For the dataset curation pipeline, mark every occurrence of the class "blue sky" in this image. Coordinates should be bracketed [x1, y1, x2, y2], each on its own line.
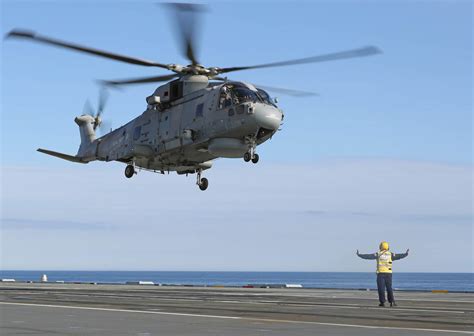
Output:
[1, 1, 472, 272]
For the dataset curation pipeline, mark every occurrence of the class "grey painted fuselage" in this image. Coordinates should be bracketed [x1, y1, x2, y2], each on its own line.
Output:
[75, 76, 283, 175]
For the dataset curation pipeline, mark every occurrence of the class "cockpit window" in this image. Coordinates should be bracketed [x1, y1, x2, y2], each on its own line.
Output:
[219, 84, 261, 109]
[219, 86, 233, 109]
[257, 89, 276, 107]
[232, 87, 260, 104]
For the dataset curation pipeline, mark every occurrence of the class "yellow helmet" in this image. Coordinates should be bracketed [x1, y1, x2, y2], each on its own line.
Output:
[379, 241, 389, 251]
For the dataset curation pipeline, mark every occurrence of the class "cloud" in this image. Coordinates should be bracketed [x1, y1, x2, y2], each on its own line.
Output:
[304, 210, 472, 224]
[1, 218, 115, 231]
[0, 159, 472, 271]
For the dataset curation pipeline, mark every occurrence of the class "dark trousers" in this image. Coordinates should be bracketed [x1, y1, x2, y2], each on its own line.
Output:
[377, 273, 394, 303]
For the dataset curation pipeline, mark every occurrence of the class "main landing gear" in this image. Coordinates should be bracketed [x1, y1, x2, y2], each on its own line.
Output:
[124, 164, 135, 178]
[196, 169, 208, 191]
[243, 137, 259, 164]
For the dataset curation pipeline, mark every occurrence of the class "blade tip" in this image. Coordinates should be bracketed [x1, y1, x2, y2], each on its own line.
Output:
[96, 79, 124, 91]
[366, 45, 383, 55]
[160, 2, 208, 12]
[5, 28, 36, 40]
[96, 79, 114, 86]
[299, 93, 319, 97]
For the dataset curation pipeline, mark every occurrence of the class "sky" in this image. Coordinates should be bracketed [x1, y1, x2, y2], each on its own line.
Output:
[0, 0, 472, 272]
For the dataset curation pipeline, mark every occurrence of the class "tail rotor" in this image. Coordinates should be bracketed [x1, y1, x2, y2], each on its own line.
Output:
[83, 89, 111, 135]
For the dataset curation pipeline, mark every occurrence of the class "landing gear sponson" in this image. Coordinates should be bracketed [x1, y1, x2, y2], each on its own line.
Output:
[124, 164, 209, 191]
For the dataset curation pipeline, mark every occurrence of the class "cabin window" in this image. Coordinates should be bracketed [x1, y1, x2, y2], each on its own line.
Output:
[170, 81, 183, 100]
[196, 103, 204, 117]
[133, 126, 142, 141]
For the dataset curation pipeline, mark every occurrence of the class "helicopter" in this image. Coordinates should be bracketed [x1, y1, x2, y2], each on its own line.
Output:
[5, 3, 381, 191]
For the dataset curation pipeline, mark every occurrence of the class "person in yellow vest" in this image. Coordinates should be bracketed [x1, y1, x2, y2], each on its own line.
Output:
[357, 241, 409, 307]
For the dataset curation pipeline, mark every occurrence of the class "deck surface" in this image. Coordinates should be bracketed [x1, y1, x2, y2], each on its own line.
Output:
[1, 283, 473, 335]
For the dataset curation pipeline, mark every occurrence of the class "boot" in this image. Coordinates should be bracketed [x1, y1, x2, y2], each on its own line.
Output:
[390, 302, 397, 307]
[379, 302, 385, 307]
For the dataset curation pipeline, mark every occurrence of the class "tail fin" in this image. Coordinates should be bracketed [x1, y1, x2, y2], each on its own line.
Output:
[74, 115, 97, 158]
[37, 115, 97, 163]
[37, 148, 86, 163]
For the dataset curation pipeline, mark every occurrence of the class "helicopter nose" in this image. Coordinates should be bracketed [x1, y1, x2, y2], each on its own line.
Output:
[253, 104, 282, 131]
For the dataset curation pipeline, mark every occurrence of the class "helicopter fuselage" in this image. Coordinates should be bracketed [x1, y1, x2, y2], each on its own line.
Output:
[78, 76, 283, 176]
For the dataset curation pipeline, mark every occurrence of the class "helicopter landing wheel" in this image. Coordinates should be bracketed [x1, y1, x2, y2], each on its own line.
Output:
[251, 153, 259, 164]
[196, 169, 208, 191]
[125, 165, 135, 178]
[199, 177, 209, 191]
[244, 152, 251, 162]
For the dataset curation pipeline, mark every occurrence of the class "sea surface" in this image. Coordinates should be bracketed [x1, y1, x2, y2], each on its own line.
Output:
[1, 271, 472, 292]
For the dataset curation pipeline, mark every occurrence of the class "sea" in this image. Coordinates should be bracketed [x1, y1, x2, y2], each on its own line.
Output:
[1, 271, 472, 292]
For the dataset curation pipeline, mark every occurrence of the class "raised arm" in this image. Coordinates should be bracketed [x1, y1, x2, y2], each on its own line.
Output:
[356, 250, 377, 260]
[392, 249, 410, 261]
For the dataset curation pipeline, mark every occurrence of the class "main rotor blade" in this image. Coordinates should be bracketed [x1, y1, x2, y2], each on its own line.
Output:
[163, 3, 206, 66]
[217, 46, 382, 74]
[6, 29, 171, 69]
[100, 74, 178, 86]
[255, 85, 318, 97]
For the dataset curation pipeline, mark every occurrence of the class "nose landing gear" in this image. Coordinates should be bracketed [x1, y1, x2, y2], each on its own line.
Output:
[243, 137, 259, 164]
[251, 153, 259, 164]
[196, 169, 208, 191]
[244, 152, 259, 163]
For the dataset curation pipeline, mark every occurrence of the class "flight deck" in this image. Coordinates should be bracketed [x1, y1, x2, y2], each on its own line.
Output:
[0, 283, 473, 335]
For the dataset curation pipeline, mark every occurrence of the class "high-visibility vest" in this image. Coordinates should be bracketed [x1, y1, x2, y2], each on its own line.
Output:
[377, 250, 393, 273]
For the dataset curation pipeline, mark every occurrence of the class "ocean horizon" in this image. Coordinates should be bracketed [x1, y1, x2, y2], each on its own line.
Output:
[1, 271, 472, 292]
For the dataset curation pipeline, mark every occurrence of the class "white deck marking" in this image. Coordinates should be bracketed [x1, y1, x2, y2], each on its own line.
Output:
[46, 292, 470, 313]
[287, 303, 466, 314]
[364, 307, 466, 314]
[299, 294, 474, 304]
[1, 301, 472, 334]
